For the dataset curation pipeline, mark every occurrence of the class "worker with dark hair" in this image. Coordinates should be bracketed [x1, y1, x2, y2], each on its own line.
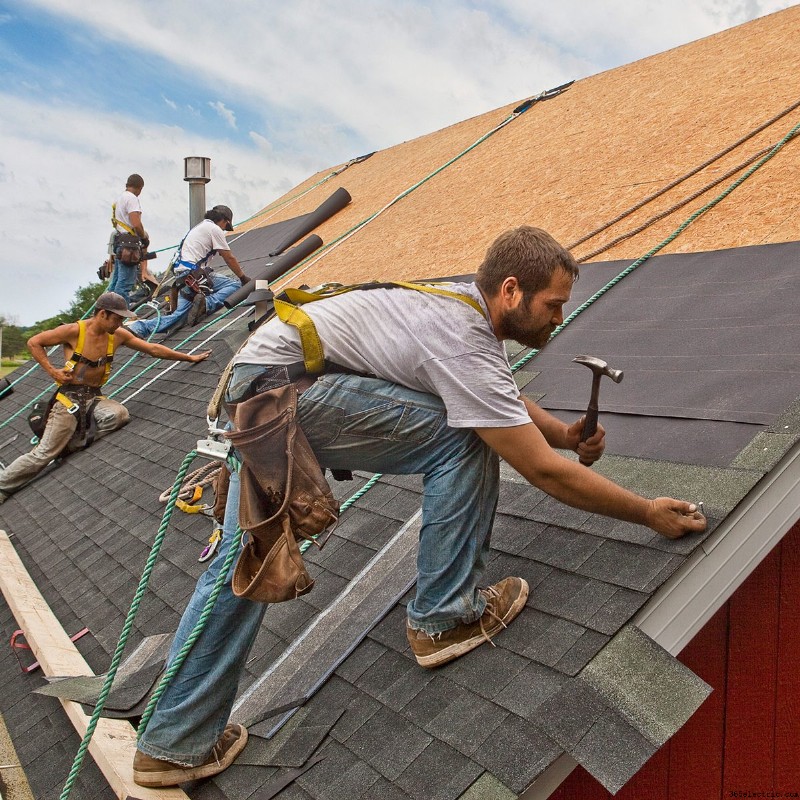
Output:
[108, 174, 149, 306]
[0, 293, 210, 503]
[126, 205, 249, 339]
[132, 226, 707, 787]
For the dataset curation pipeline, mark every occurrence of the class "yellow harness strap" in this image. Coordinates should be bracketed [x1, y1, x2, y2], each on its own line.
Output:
[62, 320, 115, 386]
[273, 281, 487, 375]
[111, 203, 138, 237]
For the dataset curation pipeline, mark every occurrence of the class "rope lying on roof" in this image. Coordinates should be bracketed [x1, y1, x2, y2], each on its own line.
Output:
[271, 82, 575, 292]
[567, 96, 800, 255]
[575, 143, 775, 263]
[514, 117, 800, 372]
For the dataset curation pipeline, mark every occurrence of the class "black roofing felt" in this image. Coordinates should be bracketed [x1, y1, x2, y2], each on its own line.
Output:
[530, 241, 800, 467]
[0, 241, 798, 799]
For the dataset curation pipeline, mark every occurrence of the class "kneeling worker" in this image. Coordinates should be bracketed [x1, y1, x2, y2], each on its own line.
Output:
[0, 292, 210, 503]
[126, 205, 248, 339]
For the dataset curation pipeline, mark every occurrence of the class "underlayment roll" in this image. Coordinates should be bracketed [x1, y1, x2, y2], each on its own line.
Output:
[224, 234, 323, 309]
[267, 187, 351, 257]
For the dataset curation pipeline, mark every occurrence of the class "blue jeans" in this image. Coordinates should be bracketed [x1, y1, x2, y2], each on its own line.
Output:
[127, 275, 240, 338]
[107, 258, 137, 306]
[137, 372, 499, 764]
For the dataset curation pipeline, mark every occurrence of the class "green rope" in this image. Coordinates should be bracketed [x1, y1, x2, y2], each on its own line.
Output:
[512, 120, 800, 373]
[271, 95, 555, 289]
[136, 455, 242, 736]
[59, 450, 197, 799]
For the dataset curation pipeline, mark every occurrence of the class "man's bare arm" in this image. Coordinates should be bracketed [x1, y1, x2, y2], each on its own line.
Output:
[219, 250, 248, 283]
[128, 210, 146, 239]
[476, 422, 705, 539]
[114, 327, 210, 363]
[27, 324, 79, 384]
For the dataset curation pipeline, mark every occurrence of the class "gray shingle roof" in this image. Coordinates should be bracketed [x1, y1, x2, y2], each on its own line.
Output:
[1, 237, 798, 799]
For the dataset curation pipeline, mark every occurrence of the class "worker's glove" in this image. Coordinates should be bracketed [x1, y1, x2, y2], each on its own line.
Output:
[239, 275, 251, 286]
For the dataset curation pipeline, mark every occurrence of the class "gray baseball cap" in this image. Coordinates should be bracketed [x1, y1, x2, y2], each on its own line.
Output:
[95, 292, 136, 318]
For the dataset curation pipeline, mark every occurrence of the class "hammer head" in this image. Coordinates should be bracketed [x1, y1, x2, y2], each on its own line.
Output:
[573, 354, 624, 383]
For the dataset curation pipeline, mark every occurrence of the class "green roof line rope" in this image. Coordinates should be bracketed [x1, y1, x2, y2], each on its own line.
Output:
[273, 85, 572, 290]
[59, 449, 204, 799]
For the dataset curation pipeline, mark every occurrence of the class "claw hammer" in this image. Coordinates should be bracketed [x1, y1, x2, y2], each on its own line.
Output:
[573, 355, 623, 466]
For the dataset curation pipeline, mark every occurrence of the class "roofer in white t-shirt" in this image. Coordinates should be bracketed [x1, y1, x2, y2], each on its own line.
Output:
[126, 205, 249, 338]
[107, 174, 149, 305]
[132, 225, 708, 788]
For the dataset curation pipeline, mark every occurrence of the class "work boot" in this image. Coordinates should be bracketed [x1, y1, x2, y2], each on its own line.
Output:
[187, 293, 207, 326]
[407, 576, 529, 668]
[133, 723, 248, 787]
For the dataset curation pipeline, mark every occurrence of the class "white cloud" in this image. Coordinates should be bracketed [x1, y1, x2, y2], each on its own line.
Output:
[0, 93, 306, 324]
[1, 0, 796, 325]
[209, 100, 237, 129]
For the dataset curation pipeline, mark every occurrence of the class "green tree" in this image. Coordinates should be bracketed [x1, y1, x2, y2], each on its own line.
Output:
[0, 316, 27, 361]
[26, 280, 108, 340]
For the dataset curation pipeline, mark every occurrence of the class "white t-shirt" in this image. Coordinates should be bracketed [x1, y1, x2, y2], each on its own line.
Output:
[113, 190, 142, 234]
[177, 219, 231, 268]
[234, 283, 531, 429]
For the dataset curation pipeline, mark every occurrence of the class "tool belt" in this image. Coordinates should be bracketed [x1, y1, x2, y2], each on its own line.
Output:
[114, 232, 144, 265]
[224, 366, 338, 603]
[28, 385, 102, 446]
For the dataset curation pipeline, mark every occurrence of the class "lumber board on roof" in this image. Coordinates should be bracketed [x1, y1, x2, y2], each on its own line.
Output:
[0, 530, 188, 800]
[236, 7, 800, 296]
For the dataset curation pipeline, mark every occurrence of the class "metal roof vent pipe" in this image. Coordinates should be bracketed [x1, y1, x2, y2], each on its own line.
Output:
[184, 156, 211, 228]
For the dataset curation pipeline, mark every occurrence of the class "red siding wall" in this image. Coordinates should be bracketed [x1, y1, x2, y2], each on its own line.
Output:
[549, 519, 800, 800]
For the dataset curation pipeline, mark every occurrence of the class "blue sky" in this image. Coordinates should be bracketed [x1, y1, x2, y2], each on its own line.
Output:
[0, 0, 794, 326]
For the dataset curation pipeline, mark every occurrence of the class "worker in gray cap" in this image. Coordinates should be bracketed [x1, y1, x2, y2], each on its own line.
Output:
[0, 292, 210, 503]
[127, 205, 249, 339]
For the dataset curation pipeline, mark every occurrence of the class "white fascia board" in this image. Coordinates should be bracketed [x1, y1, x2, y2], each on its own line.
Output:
[636, 439, 800, 655]
[519, 440, 800, 800]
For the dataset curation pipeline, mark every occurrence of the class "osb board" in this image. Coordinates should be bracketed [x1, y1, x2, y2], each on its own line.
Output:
[243, 6, 800, 290]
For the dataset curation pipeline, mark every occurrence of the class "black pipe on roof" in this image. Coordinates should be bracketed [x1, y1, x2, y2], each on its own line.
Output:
[267, 187, 351, 257]
[223, 234, 323, 309]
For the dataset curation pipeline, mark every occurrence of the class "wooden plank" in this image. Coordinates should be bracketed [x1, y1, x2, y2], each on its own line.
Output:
[722, 543, 780, 792]
[669, 604, 728, 799]
[0, 530, 188, 800]
[775, 521, 800, 790]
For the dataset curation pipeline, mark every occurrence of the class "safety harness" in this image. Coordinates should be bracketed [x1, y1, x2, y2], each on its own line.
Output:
[28, 321, 116, 443]
[111, 203, 137, 237]
[272, 280, 486, 373]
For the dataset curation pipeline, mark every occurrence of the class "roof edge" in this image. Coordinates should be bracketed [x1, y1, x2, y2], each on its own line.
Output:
[634, 438, 800, 653]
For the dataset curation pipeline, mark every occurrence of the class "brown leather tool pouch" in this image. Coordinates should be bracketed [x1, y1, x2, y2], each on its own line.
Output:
[225, 382, 338, 603]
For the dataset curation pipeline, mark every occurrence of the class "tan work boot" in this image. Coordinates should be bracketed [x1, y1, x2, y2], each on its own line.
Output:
[133, 723, 248, 787]
[407, 576, 529, 668]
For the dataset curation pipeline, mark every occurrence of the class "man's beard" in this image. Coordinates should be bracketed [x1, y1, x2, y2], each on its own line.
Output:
[500, 305, 553, 349]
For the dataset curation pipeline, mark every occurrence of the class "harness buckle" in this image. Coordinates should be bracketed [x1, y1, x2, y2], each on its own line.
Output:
[196, 417, 231, 461]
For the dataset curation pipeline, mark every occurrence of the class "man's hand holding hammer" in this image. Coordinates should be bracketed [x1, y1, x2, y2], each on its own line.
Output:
[564, 416, 606, 466]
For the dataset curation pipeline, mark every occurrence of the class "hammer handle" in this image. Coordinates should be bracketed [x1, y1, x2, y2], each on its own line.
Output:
[578, 406, 599, 467]
[581, 406, 599, 442]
